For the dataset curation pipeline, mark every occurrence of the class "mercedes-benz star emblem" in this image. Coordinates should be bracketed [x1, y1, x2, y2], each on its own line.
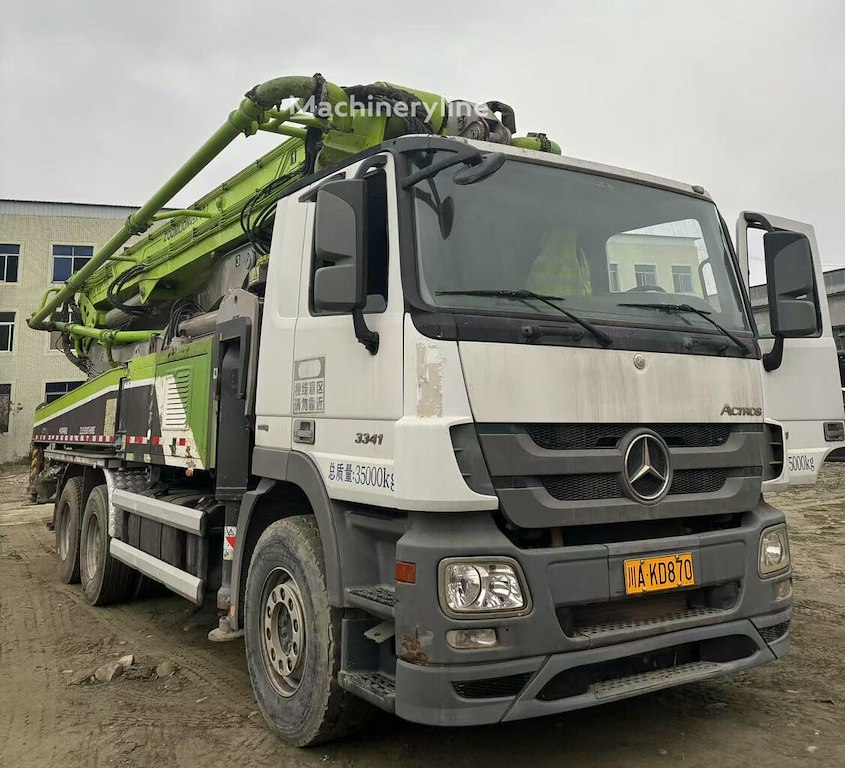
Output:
[622, 431, 672, 504]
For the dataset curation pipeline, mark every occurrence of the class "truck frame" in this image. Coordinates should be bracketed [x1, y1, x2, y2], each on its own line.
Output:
[27, 73, 845, 745]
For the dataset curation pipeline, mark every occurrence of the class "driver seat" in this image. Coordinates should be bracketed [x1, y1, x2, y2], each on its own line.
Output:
[526, 227, 591, 296]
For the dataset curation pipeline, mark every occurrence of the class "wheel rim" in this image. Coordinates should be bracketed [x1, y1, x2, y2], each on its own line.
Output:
[260, 568, 306, 698]
[57, 504, 70, 560]
[84, 512, 102, 582]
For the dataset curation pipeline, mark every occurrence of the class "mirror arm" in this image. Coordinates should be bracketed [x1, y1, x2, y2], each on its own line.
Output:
[354, 154, 388, 179]
[400, 146, 481, 188]
[763, 335, 784, 372]
[353, 308, 379, 355]
[744, 212, 775, 233]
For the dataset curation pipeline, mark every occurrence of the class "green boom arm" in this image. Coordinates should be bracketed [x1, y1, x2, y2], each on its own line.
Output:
[28, 74, 557, 351]
[27, 74, 343, 337]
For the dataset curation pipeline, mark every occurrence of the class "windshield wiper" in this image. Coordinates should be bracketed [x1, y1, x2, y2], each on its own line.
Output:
[616, 302, 751, 356]
[436, 289, 612, 346]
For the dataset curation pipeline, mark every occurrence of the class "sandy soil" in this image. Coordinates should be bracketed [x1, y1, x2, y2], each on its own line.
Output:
[1, 463, 843, 767]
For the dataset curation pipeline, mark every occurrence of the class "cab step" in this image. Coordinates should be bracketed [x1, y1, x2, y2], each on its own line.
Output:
[338, 670, 396, 713]
[346, 585, 395, 619]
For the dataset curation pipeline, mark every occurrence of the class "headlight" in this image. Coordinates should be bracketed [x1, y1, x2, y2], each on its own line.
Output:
[759, 524, 790, 576]
[439, 558, 531, 617]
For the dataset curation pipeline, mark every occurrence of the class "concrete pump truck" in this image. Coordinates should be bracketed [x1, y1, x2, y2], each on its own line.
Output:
[26, 73, 845, 746]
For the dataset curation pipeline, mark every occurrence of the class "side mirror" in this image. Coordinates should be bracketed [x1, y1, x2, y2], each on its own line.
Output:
[764, 231, 820, 338]
[313, 179, 367, 313]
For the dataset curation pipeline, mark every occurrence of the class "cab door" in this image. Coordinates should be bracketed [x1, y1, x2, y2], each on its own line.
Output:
[290, 154, 404, 507]
[737, 211, 845, 488]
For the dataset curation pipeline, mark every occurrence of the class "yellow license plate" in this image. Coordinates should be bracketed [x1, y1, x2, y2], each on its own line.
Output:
[624, 552, 695, 595]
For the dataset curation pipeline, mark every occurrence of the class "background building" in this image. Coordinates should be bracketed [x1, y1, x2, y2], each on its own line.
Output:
[606, 231, 703, 294]
[0, 199, 140, 462]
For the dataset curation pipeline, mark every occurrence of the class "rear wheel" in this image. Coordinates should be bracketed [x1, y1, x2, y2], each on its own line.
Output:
[55, 477, 84, 584]
[79, 485, 135, 606]
[244, 516, 370, 746]
[131, 572, 169, 600]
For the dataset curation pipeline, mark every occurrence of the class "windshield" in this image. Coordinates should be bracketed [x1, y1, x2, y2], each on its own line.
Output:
[410, 153, 751, 335]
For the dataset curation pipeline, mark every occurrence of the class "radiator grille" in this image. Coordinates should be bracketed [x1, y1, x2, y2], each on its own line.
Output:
[527, 423, 734, 451]
[667, 469, 728, 496]
[543, 469, 728, 501]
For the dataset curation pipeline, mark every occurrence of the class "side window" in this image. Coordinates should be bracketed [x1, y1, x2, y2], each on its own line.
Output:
[746, 227, 770, 336]
[608, 263, 621, 292]
[0, 245, 20, 283]
[634, 264, 657, 287]
[52, 245, 93, 283]
[311, 171, 389, 314]
[0, 312, 15, 352]
[672, 265, 694, 294]
[364, 172, 389, 311]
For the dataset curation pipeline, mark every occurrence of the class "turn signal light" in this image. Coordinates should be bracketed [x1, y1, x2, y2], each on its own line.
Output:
[395, 561, 416, 584]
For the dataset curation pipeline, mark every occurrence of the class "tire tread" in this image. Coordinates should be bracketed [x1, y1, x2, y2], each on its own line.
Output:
[247, 515, 371, 746]
[81, 485, 135, 606]
[55, 476, 84, 584]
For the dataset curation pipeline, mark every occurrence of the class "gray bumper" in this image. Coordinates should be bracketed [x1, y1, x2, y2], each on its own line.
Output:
[392, 500, 793, 725]
[395, 608, 791, 726]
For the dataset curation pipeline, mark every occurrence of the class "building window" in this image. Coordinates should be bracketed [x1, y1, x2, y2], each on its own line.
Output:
[0, 312, 14, 352]
[0, 244, 19, 283]
[672, 265, 694, 294]
[608, 263, 621, 292]
[52, 245, 94, 283]
[0, 383, 10, 433]
[45, 381, 84, 404]
[634, 264, 658, 288]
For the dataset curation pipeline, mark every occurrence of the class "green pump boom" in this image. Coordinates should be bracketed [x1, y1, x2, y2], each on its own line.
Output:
[27, 75, 329, 333]
[27, 73, 560, 356]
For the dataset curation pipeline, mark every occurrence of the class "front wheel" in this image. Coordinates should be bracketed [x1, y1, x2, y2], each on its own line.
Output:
[244, 516, 370, 746]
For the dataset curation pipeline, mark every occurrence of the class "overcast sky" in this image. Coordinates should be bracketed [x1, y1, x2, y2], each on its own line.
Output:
[1, 0, 843, 285]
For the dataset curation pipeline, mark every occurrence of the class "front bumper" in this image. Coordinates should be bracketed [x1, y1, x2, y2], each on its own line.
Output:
[395, 608, 791, 726]
[392, 501, 793, 725]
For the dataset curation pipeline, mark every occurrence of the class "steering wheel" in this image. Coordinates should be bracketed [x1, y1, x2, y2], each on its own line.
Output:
[625, 285, 666, 293]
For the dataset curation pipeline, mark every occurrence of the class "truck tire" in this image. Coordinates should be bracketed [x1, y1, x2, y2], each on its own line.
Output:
[55, 476, 84, 584]
[244, 516, 370, 746]
[79, 485, 135, 606]
[131, 572, 169, 600]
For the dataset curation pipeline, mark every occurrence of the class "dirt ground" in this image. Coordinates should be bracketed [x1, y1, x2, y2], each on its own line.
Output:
[1, 464, 843, 768]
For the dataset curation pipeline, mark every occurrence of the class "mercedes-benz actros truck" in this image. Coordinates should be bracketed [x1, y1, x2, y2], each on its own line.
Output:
[26, 73, 845, 745]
